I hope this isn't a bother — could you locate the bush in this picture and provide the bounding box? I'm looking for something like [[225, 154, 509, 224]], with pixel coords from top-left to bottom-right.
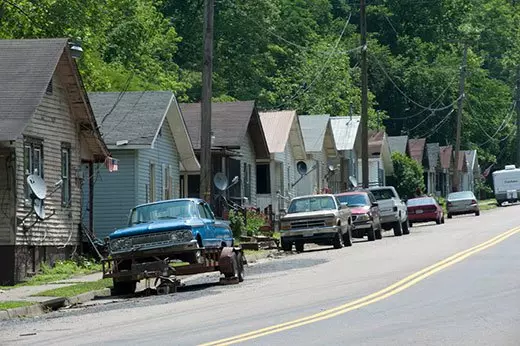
[[245, 209, 268, 237], [389, 152, 426, 200], [228, 209, 244, 239]]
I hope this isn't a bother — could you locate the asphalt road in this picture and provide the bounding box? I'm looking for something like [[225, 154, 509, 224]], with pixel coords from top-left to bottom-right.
[[1, 205, 519, 346]]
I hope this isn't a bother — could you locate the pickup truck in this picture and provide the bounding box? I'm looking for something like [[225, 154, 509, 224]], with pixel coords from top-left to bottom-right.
[[368, 186, 409, 236], [105, 198, 237, 295], [280, 194, 352, 252]]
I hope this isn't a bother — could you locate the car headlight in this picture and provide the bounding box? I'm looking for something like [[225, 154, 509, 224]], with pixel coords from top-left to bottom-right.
[[110, 238, 131, 252], [325, 218, 335, 226], [281, 222, 291, 231], [170, 232, 179, 242], [356, 213, 370, 222]]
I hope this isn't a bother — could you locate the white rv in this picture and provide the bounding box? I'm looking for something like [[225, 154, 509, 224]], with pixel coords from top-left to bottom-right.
[[492, 165, 520, 205]]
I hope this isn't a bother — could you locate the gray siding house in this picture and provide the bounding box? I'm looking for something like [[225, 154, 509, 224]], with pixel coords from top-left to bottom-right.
[[462, 150, 480, 193], [330, 116, 361, 191], [180, 101, 269, 216], [298, 115, 338, 195], [0, 39, 110, 284], [86, 91, 199, 239]]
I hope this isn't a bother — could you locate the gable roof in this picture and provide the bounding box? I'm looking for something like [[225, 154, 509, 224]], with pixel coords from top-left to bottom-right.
[[426, 143, 440, 170], [180, 101, 269, 159], [464, 150, 479, 172], [330, 116, 361, 151], [0, 38, 109, 161], [298, 115, 337, 158], [259, 110, 305, 159], [439, 145, 453, 169], [408, 138, 426, 163], [387, 135, 409, 154], [368, 131, 394, 174], [456, 151, 468, 172], [89, 91, 199, 172]]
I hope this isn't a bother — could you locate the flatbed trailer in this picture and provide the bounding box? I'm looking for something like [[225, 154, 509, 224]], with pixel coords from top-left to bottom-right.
[[102, 246, 246, 295]]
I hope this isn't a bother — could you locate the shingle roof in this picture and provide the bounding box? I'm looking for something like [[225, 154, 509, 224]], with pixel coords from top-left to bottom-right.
[[299, 115, 330, 153], [0, 38, 68, 141], [179, 101, 269, 159], [259, 111, 296, 153], [439, 145, 453, 169], [426, 143, 440, 170], [89, 91, 173, 146], [368, 131, 385, 156], [387, 136, 408, 154], [408, 138, 426, 163], [330, 116, 360, 151], [456, 151, 468, 172]]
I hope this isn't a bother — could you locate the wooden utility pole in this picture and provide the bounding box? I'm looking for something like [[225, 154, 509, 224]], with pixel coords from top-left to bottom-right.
[[453, 43, 468, 192], [360, 0, 369, 188], [200, 0, 215, 201]]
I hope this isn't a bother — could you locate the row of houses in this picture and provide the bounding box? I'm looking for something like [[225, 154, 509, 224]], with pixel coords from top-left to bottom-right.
[[0, 39, 480, 284]]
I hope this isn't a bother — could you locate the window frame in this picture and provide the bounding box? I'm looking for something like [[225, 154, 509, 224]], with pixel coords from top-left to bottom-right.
[[24, 137, 44, 201], [61, 143, 71, 207]]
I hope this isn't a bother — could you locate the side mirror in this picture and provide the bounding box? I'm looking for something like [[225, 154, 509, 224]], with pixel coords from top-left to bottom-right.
[[279, 208, 286, 216], [341, 204, 349, 209], [372, 202, 379, 207]]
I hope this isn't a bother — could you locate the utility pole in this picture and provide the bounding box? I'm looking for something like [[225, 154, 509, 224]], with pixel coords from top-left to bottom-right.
[[360, 0, 369, 188], [200, 0, 215, 202], [516, 68, 520, 167], [453, 43, 468, 192]]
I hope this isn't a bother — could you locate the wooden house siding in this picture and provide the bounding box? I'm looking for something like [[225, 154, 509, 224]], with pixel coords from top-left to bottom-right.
[[136, 120, 180, 205], [91, 150, 136, 239], [0, 149, 15, 245], [14, 73, 83, 246], [240, 133, 257, 206]]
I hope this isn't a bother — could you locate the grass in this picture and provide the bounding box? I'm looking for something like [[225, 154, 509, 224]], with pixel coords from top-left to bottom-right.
[[1, 259, 102, 290], [33, 278, 112, 298], [479, 199, 498, 211], [0, 301, 35, 311], [243, 249, 270, 257]]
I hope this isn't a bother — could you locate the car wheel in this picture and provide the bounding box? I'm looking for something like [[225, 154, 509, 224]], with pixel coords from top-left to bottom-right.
[[367, 226, 376, 241], [402, 220, 410, 235], [295, 242, 305, 253], [393, 221, 402, 237], [475, 210, 480, 216], [281, 239, 292, 252], [436, 216, 441, 225], [343, 227, 353, 247], [236, 252, 245, 282], [441, 215, 445, 223], [111, 279, 136, 296], [375, 226, 383, 240], [225, 252, 241, 281], [447, 213, 453, 219], [332, 231, 344, 249], [409, 222, 413, 228]]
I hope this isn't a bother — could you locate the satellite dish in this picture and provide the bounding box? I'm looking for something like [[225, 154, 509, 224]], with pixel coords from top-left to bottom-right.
[[213, 172, 228, 191], [328, 164, 335, 173], [231, 176, 239, 184], [296, 161, 308, 176], [27, 174, 47, 200], [33, 199, 46, 220], [349, 176, 358, 188]]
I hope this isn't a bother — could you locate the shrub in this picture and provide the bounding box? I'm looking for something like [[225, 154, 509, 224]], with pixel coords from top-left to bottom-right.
[[245, 209, 267, 236], [389, 152, 426, 200], [228, 209, 244, 239]]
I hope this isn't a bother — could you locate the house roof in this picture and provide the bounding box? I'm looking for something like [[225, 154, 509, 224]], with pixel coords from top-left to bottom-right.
[[259, 110, 306, 159], [439, 145, 453, 169], [464, 150, 479, 172], [298, 115, 337, 158], [0, 38, 109, 161], [387, 136, 409, 154], [408, 138, 426, 163], [368, 131, 385, 156], [179, 101, 269, 159], [456, 151, 468, 172], [330, 116, 361, 151], [426, 143, 440, 170], [89, 91, 199, 172]]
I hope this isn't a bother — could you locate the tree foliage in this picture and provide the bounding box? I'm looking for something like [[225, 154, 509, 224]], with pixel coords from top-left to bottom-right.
[[388, 152, 425, 200]]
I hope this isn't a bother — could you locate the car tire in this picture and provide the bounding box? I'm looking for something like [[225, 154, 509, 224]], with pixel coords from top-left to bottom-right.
[[436, 217, 441, 225], [447, 213, 453, 219], [375, 226, 383, 240], [402, 220, 410, 235], [333, 232, 344, 249], [441, 216, 445, 223], [393, 221, 402, 237], [281, 239, 292, 252], [367, 226, 376, 241], [225, 252, 243, 281], [409, 222, 413, 228], [295, 242, 305, 253], [475, 210, 480, 216], [111, 280, 136, 296], [236, 252, 245, 282], [343, 227, 353, 247]]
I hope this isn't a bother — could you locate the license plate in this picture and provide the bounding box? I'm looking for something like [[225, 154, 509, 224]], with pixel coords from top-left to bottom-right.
[[416, 209, 423, 214], [303, 232, 314, 237]]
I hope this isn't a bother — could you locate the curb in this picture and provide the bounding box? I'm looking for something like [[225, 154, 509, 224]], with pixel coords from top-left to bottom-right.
[[0, 288, 111, 321]]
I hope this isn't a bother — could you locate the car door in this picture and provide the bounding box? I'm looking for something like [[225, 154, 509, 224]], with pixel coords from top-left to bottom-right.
[[203, 202, 231, 247], [368, 192, 381, 228], [197, 202, 217, 247], [335, 197, 350, 229]]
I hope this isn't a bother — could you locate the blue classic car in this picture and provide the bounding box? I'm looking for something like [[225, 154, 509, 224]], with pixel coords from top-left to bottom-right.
[[108, 198, 234, 257]]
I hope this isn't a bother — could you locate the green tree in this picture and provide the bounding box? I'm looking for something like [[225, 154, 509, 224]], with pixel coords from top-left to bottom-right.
[[388, 152, 425, 200]]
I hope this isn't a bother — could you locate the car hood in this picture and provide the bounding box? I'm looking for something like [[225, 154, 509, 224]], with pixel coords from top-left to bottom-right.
[[350, 206, 370, 214], [109, 218, 196, 239], [281, 210, 336, 221]]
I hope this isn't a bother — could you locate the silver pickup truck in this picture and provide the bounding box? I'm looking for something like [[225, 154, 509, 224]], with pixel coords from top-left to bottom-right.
[[368, 186, 409, 236], [279, 194, 352, 252]]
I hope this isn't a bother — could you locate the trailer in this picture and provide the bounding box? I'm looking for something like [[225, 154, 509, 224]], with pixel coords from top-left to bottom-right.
[[492, 165, 520, 205]]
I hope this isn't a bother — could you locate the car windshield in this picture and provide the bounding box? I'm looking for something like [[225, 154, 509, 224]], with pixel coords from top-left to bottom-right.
[[448, 191, 474, 200], [287, 196, 336, 213], [370, 189, 395, 201], [336, 194, 369, 207], [129, 200, 195, 226], [407, 197, 435, 206]]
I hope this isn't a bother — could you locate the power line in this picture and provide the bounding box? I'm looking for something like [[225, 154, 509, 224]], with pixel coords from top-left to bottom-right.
[[418, 109, 454, 139], [100, 72, 134, 125]]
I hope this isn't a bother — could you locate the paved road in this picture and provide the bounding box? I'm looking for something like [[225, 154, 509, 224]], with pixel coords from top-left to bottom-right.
[[1, 206, 519, 346]]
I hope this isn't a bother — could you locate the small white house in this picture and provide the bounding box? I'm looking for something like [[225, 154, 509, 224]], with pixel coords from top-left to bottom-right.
[[461, 150, 479, 193], [258, 111, 306, 213], [329, 116, 361, 192], [297, 115, 338, 195], [357, 131, 393, 187]]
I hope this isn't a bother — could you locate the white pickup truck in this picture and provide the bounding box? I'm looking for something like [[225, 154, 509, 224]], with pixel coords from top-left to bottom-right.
[[368, 186, 409, 236]]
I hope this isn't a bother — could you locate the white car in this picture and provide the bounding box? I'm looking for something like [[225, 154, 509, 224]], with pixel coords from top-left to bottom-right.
[[368, 186, 409, 236]]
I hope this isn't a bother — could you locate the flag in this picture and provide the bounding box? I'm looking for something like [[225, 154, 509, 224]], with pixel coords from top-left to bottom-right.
[[105, 157, 119, 172], [482, 163, 494, 178]]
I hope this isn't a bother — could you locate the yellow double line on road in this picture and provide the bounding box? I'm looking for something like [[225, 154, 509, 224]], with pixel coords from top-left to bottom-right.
[[201, 226, 520, 346]]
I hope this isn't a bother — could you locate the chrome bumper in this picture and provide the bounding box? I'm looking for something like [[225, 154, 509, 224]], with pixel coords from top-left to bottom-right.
[[281, 225, 341, 238]]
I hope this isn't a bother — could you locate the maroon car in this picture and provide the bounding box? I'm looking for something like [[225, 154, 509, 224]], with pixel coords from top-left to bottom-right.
[[407, 197, 444, 226], [335, 191, 382, 241]]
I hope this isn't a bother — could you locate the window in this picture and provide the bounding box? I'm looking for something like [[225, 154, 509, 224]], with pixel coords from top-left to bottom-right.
[[256, 164, 270, 194], [24, 138, 43, 200], [163, 164, 173, 200], [149, 163, 156, 202], [61, 143, 71, 207], [198, 203, 210, 219]]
